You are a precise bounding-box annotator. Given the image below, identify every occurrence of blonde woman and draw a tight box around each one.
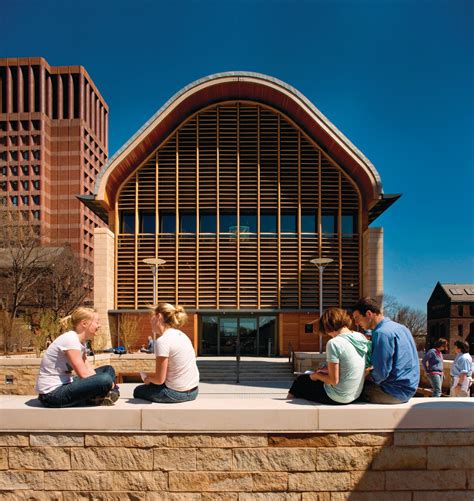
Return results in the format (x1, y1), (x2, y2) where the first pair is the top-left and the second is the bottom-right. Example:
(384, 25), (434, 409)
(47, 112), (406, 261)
(134, 303), (199, 403)
(35, 308), (119, 407)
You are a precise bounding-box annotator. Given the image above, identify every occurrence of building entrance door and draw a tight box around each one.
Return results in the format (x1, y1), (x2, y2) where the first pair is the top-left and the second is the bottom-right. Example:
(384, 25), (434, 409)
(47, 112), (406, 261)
(200, 315), (277, 356)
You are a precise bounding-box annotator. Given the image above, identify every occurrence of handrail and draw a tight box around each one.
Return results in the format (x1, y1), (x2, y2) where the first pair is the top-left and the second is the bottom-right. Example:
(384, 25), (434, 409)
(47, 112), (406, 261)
(288, 342), (295, 372)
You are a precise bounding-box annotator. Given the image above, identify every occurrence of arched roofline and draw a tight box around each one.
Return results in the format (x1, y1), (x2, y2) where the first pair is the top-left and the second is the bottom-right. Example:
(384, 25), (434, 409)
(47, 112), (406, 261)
(91, 72), (385, 214)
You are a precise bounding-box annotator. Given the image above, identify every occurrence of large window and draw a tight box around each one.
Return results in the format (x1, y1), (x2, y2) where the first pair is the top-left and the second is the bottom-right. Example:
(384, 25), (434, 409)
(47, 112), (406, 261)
(261, 211), (277, 233)
(200, 211), (216, 233)
(301, 211), (317, 234)
(281, 210), (297, 233)
(160, 212), (175, 233)
(180, 211), (196, 233)
(219, 211), (237, 233)
(240, 211), (257, 233)
(121, 213), (135, 233)
(140, 212), (155, 233)
(322, 213), (337, 234)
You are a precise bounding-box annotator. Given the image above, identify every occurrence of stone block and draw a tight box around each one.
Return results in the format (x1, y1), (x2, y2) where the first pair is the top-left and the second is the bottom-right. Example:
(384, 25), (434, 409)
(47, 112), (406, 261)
(239, 495), (301, 501)
(395, 431), (474, 446)
(71, 447), (153, 471)
(197, 448), (233, 470)
(233, 447), (317, 472)
(30, 433), (84, 447)
(0, 450), (6, 470)
(0, 471), (44, 490)
(337, 433), (392, 446)
(0, 434), (28, 446)
(252, 472), (288, 491)
(202, 494), (238, 501)
(44, 471), (113, 491)
(9, 447), (70, 470)
(168, 434), (212, 447)
(154, 448), (196, 471)
(62, 492), (146, 500)
(350, 471), (385, 491)
(385, 470), (466, 490)
(316, 447), (374, 471)
(372, 446), (426, 470)
(85, 433), (168, 447)
(211, 434), (268, 448)
(0, 490), (62, 500)
(427, 446), (473, 470)
(169, 472), (253, 492)
(112, 471), (167, 491)
(413, 493), (474, 501)
(269, 434), (337, 447)
(331, 493), (411, 501)
(288, 472), (350, 491)
(301, 494), (331, 501)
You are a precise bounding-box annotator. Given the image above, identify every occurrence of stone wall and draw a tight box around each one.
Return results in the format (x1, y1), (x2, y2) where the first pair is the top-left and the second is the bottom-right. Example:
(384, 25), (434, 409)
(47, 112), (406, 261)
(0, 430), (472, 499)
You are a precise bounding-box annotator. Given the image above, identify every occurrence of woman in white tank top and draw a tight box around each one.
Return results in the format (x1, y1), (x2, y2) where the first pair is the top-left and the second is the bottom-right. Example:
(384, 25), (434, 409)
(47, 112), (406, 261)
(134, 303), (199, 403)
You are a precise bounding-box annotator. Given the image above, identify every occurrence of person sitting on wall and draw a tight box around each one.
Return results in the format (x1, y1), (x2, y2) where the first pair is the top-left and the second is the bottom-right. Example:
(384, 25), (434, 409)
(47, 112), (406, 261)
(450, 340), (472, 397)
(35, 308), (119, 407)
(422, 338), (447, 397)
(287, 307), (371, 404)
(140, 336), (154, 353)
(352, 297), (419, 404)
(133, 303), (199, 403)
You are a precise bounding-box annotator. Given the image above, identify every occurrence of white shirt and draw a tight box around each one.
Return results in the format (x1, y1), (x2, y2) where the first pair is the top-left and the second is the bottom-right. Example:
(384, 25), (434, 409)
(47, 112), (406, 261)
(35, 331), (86, 394)
(155, 328), (199, 391)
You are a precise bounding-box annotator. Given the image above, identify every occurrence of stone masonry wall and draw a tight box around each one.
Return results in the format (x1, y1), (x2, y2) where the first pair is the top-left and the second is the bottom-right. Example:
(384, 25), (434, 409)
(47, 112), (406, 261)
(0, 431), (472, 499)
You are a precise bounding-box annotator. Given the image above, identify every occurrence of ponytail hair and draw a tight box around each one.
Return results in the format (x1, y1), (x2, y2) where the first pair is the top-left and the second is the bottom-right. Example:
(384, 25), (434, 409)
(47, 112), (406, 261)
(152, 303), (187, 329)
(59, 307), (96, 331)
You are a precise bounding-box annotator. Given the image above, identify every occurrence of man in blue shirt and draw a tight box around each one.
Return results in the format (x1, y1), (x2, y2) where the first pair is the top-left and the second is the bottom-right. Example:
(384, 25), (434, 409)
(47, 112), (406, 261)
(352, 297), (420, 403)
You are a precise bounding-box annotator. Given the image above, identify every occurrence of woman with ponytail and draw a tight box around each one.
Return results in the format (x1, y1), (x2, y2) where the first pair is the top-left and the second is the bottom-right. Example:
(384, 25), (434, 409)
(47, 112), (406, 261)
(35, 308), (119, 407)
(134, 303), (199, 403)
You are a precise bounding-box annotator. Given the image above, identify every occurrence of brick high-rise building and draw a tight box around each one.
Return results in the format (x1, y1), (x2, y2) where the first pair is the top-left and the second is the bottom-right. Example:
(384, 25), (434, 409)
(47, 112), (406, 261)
(0, 57), (108, 267)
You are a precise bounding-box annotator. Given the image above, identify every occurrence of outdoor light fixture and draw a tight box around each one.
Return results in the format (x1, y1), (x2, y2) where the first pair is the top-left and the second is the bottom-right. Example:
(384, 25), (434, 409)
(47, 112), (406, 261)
(310, 258), (334, 353)
(143, 258), (166, 345)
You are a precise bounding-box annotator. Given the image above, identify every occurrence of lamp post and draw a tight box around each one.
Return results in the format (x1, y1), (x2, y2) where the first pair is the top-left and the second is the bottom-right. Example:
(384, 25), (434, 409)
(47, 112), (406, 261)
(143, 258), (166, 345)
(310, 258), (334, 353)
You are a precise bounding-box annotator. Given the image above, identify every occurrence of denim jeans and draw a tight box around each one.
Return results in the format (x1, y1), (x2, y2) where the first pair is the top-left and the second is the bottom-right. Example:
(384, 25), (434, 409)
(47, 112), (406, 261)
(360, 380), (406, 404)
(39, 365), (116, 408)
(427, 373), (443, 397)
(134, 382), (198, 403)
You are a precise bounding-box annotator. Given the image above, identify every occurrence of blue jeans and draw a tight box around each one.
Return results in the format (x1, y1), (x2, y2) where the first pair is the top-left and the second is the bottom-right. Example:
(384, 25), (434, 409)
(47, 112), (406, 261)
(39, 365), (116, 408)
(427, 373), (443, 397)
(134, 382), (198, 403)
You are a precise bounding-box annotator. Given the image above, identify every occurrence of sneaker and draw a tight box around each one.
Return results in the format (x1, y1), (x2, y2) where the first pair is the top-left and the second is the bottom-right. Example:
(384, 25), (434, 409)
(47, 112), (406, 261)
(90, 388), (120, 406)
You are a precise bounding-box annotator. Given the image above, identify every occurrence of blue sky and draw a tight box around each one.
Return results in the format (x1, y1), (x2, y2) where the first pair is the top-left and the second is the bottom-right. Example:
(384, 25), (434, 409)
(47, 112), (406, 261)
(2, 0), (473, 311)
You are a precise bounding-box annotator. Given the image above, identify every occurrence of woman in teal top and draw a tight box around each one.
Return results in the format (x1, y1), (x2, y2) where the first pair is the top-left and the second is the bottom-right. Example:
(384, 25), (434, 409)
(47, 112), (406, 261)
(288, 308), (371, 404)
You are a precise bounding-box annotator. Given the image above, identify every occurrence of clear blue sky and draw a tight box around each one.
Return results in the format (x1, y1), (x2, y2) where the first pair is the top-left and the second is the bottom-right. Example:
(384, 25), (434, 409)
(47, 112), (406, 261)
(3, 0), (473, 311)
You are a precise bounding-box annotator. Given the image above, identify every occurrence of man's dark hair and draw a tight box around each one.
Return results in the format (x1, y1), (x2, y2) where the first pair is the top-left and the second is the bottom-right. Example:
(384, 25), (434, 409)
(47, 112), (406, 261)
(352, 297), (382, 315)
(454, 340), (469, 353)
(433, 338), (447, 349)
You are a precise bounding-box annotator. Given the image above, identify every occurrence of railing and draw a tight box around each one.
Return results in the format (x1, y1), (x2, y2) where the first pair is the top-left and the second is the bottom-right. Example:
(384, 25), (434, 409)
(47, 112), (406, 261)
(288, 342), (295, 373)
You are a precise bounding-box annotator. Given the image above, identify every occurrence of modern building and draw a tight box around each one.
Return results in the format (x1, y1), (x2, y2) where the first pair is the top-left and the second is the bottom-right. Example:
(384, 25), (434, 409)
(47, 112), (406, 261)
(427, 282), (474, 354)
(83, 72), (399, 354)
(0, 57), (108, 268)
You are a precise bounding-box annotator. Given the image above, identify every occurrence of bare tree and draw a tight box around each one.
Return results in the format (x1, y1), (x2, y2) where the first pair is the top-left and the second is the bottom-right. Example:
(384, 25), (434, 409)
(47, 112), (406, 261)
(383, 294), (427, 349)
(0, 206), (52, 354)
(119, 314), (140, 353)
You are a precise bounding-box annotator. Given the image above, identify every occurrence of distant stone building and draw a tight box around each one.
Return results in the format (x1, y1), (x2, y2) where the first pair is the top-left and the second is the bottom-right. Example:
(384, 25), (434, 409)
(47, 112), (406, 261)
(427, 282), (474, 354)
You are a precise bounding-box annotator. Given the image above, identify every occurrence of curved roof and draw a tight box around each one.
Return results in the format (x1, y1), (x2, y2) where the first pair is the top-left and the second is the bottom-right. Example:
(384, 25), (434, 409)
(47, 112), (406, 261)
(87, 72), (391, 218)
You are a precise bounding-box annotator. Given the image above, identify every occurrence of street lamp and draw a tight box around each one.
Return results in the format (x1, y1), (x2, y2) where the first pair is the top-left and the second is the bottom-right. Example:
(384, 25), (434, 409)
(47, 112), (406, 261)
(310, 257), (334, 353)
(143, 258), (166, 345)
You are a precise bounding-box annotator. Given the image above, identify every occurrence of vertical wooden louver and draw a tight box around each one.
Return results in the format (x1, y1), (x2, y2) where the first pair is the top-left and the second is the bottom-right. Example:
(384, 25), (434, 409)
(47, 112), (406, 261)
(116, 102), (361, 310)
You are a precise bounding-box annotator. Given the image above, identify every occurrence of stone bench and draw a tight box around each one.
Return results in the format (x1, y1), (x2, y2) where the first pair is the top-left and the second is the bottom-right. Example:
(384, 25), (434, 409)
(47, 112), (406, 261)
(1, 396), (473, 498)
(1, 395), (472, 433)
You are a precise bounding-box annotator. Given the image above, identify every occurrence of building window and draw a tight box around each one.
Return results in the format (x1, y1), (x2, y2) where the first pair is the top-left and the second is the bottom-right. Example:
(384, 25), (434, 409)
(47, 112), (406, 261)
(32, 165), (40, 175)
(261, 211), (277, 234)
(458, 324), (463, 337)
(281, 210), (297, 233)
(21, 180), (29, 190)
(21, 166), (29, 176)
(180, 212), (196, 233)
(32, 150), (40, 160)
(21, 195), (29, 206)
(0, 152), (6, 161)
(140, 212), (155, 234)
(322, 213), (337, 234)
(121, 213), (135, 234)
(219, 211), (237, 233)
(342, 214), (357, 234)
(200, 211), (216, 233)
(301, 211), (317, 234)
(10, 196), (18, 206)
(0, 167), (6, 176)
(160, 212), (175, 233)
(240, 211), (257, 233)
(10, 151), (18, 161)
(470, 305), (474, 316)
(22, 151), (29, 161)
(458, 305), (463, 316)
(32, 195), (40, 205)
(32, 210), (40, 220)
(10, 181), (18, 191)
(32, 180), (40, 190)
(10, 166), (18, 176)
(0, 181), (6, 191)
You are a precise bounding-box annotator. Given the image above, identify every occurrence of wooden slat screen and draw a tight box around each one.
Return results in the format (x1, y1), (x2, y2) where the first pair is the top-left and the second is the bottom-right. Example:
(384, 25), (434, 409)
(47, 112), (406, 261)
(116, 102), (361, 310)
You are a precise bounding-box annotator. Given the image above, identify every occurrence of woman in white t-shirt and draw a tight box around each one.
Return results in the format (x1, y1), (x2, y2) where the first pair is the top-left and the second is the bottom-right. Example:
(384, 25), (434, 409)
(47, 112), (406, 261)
(35, 307), (119, 407)
(134, 303), (199, 403)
